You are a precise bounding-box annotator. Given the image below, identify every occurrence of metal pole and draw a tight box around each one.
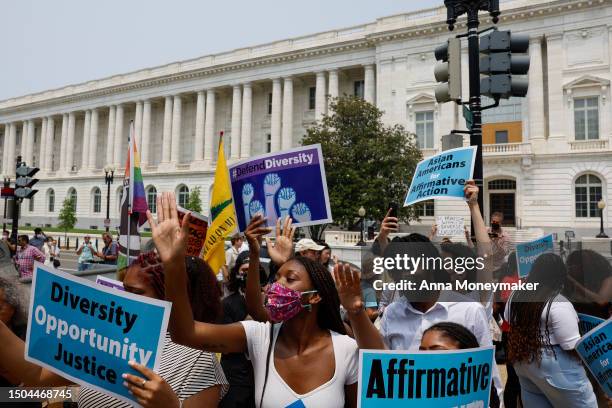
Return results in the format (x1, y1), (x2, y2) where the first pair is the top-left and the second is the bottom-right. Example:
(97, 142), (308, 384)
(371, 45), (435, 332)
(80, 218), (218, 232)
(105, 176), (111, 232)
(2, 178), (8, 232)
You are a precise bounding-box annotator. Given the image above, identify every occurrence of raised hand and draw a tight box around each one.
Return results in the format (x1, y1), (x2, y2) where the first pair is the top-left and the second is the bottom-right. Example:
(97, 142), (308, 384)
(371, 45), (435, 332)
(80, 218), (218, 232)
(242, 183), (254, 224)
(249, 200), (264, 218)
(245, 215), (272, 254)
(123, 361), (179, 408)
(464, 180), (479, 206)
(263, 173), (281, 225)
(146, 192), (189, 264)
(378, 208), (399, 243)
(333, 263), (364, 315)
(265, 216), (295, 266)
(277, 187), (297, 220)
(291, 202), (312, 223)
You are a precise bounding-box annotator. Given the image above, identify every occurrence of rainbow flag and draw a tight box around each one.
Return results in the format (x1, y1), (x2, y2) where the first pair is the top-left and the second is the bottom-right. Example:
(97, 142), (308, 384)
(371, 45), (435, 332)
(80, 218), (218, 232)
(118, 121), (148, 270)
(202, 132), (237, 273)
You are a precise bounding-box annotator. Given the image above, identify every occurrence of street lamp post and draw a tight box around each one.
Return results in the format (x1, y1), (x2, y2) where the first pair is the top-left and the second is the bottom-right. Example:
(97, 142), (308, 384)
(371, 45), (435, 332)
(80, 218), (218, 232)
(596, 199), (608, 238)
(2, 176), (9, 233)
(356, 206), (366, 246)
(104, 166), (115, 232)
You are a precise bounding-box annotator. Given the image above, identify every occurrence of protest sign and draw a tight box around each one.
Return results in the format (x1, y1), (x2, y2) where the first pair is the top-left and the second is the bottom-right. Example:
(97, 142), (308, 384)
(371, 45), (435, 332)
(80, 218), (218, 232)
(575, 318), (612, 397)
(228, 144), (332, 231)
(358, 346), (494, 408)
(95, 275), (124, 291)
(177, 206), (209, 257)
(404, 146), (476, 207)
(436, 216), (465, 237)
(515, 234), (554, 278)
(26, 262), (170, 406)
(578, 313), (605, 336)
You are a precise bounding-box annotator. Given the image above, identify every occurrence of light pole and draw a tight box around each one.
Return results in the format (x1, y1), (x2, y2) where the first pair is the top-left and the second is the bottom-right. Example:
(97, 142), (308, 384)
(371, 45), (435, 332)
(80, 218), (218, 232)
(104, 165), (115, 232)
(2, 176), (10, 233)
(596, 199), (608, 238)
(356, 206), (366, 246)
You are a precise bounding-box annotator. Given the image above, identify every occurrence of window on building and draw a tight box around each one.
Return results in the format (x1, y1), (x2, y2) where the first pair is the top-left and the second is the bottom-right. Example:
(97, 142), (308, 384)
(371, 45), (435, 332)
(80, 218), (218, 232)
(178, 185), (189, 208)
(495, 130), (509, 144)
(117, 189), (123, 213)
(147, 186), (157, 214)
(67, 188), (77, 211)
(414, 200), (435, 217)
(47, 189), (55, 212)
(415, 111), (434, 149)
(308, 87), (316, 110)
(265, 134), (272, 153)
(488, 179), (516, 190)
(92, 188), (101, 213)
(481, 97), (522, 123)
(354, 80), (364, 99)
(574, 97), (599, 140)
(29, 197), (34, 212)
(268, 93), (273, 115)
(575, 174), (602, 218)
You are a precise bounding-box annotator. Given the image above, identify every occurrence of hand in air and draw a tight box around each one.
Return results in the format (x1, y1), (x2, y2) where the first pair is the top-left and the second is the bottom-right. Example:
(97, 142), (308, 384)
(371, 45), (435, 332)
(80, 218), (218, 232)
(146, 192), (189, 264)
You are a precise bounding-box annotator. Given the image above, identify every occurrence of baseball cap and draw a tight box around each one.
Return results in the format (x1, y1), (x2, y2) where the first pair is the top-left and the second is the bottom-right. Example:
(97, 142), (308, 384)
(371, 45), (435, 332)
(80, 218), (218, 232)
(295, 239), (325, 253)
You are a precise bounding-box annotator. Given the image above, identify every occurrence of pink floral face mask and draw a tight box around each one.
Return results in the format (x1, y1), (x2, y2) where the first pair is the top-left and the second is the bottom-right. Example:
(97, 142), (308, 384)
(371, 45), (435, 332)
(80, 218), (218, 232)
(264, 282), (318, 323)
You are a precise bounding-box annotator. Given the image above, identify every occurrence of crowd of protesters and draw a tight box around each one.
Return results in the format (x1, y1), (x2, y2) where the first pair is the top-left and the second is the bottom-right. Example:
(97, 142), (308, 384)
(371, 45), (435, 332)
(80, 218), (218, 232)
(0, 181), (610, 407)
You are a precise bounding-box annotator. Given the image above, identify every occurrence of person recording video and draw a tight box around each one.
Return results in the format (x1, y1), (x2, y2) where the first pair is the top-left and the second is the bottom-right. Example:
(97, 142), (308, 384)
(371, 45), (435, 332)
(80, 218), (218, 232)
(488, 212), (509, 270)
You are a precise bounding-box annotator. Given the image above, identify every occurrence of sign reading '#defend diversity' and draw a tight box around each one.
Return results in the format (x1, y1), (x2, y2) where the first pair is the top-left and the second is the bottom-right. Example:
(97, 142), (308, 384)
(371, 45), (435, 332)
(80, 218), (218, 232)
(26, 263), (171, 406)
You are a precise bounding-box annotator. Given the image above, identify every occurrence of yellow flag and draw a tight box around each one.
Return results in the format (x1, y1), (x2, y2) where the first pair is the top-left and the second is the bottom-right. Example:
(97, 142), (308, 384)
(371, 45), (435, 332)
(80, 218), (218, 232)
(202, 136), (237, 273)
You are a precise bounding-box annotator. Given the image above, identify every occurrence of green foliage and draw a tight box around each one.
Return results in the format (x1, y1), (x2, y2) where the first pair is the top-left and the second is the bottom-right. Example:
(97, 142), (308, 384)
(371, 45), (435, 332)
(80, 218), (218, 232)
(57, 198), (77, 234)
(302, 96), (422, 231)
(186, 186), (203, 214)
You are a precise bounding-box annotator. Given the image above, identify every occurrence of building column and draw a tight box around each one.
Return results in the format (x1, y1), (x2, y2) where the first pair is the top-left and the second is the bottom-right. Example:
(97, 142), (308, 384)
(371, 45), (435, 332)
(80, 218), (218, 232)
(315, 72), (326, 121)
(204, 89), (216, 162)
(20, 121), (28, 163)
(45, 117), (54, 172)
(88, 109), (99, 169)
(240, 83), (253, 159)
(113, 104), (124, 167)
(25, 120), (35, 165)
(364, 64), (376, 104)
(193, 91), (206, 162)
(141, 100), (152, 166)
(230, 85), (242, 159)
(161, 96), (173, 164)
(66, 112), (76, 171)
(81, 110), (91, 170)
(528, 36), (545, 141)
(282, 77), (293, 150)
(271, 78), (282, 152)
(105, 106), (115, 166)
(134, 101), (143, 153)
(328, 69), (339, 100)
(59, 114), (68, 171)
(3, 124), (11, 174)
(8, 123), (16, 172)
(546, 34), (564, 139)
(170, 95), (182, 164)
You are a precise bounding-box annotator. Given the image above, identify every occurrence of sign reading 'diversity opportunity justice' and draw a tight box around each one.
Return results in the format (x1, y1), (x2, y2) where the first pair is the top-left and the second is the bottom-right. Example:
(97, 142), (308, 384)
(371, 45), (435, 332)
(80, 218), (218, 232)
(576, 318), (612, 397)
(26, 263), (171, 406)
(404, 146), (477, 207)
(228, 144), (332, 232)
(578, 313), (605, 336)
(515, 234), (554, 278)
(358, 346), (494, 408)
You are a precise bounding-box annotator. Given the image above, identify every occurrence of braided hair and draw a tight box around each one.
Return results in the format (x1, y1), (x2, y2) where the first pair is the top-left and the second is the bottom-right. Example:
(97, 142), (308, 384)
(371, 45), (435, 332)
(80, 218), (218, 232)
(507, 253), (567, 364)
(185, 257), (222, 323)
(424, 322), (480, 349)
(290, 255), (346, 335)
(128, 251), (165, 299)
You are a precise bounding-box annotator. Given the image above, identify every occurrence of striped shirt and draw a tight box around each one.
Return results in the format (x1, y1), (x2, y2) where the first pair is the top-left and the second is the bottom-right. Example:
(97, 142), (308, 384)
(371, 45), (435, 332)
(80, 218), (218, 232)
(78, 333), (228, 408)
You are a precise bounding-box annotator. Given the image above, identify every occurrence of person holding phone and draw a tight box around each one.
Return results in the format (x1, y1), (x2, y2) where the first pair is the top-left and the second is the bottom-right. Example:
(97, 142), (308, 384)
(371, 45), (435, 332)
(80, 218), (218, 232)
(487, 212), (509, 270)
(76, 235), (96, 271)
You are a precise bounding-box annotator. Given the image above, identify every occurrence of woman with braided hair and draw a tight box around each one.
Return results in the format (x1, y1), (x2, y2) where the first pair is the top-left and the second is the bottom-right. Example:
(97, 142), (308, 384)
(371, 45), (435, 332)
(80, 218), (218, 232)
(149, 192), (362, 408)
(504, 252), (597, 407)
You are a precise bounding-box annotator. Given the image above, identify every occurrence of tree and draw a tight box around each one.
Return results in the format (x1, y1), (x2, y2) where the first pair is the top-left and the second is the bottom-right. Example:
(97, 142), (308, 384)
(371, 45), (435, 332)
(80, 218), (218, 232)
(301, 96), (422, 240)
(186, 186), (203, 214)
(57, 198), (77, 240)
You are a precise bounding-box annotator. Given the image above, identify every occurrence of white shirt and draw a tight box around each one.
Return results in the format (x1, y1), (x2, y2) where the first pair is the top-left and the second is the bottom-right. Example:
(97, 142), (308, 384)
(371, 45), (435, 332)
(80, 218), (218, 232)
(241, 320), (359, 408)
(504, 293), (580, 350)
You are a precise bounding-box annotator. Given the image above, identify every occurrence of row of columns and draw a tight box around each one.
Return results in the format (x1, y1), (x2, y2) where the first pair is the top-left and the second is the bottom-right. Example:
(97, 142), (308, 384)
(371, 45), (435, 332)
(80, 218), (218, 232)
(1, 64), (376, 175)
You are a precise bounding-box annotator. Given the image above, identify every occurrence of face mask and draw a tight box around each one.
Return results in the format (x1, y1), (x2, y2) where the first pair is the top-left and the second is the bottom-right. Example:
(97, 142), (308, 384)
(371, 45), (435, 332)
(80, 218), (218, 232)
(264, 282), (317, 323)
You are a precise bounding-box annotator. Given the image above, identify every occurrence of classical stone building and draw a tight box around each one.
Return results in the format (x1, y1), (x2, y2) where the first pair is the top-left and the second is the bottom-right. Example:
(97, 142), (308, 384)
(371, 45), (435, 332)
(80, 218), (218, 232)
(1, 0), (611, 238)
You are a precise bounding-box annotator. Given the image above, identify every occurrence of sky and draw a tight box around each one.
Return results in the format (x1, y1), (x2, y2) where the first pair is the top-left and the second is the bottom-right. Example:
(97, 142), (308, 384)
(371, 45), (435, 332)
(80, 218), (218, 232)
(0, 0), (440, 100)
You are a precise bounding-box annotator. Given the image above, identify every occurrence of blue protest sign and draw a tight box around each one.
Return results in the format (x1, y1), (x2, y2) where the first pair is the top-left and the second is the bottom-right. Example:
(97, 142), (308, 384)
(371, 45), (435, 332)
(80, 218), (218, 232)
(515, 234), (554, 278)
(228, 144), (332, 231)
(26, 263), (170, 406)
(578, 313), (605, 336)
(358, 346), (494, 408)
(575, 318), (612, 398)
(404, 146), (476, 206)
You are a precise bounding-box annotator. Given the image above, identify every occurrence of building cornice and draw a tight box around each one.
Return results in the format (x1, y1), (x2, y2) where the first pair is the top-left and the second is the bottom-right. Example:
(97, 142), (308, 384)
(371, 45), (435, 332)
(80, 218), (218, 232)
(0, 0), (608, 115)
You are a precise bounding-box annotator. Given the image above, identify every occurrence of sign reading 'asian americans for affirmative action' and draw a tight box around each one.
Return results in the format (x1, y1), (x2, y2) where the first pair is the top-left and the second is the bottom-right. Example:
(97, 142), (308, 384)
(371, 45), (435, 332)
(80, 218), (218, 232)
(25, 263), (171, 406)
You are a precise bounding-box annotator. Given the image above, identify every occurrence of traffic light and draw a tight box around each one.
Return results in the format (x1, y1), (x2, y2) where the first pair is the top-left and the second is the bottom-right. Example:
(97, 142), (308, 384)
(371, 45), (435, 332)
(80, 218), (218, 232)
(434, 37), (462, 103)
(15, 164), (39, 199)
(480, 30), (530, 99)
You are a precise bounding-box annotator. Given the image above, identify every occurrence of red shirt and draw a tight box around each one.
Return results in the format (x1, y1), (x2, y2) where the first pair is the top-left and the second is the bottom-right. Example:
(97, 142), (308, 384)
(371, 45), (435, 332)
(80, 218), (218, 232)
(15, 244), (45, 278)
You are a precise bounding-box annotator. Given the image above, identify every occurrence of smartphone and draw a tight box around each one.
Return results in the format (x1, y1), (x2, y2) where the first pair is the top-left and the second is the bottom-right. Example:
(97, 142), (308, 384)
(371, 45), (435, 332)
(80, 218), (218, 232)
(388, 202), (399, 218)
